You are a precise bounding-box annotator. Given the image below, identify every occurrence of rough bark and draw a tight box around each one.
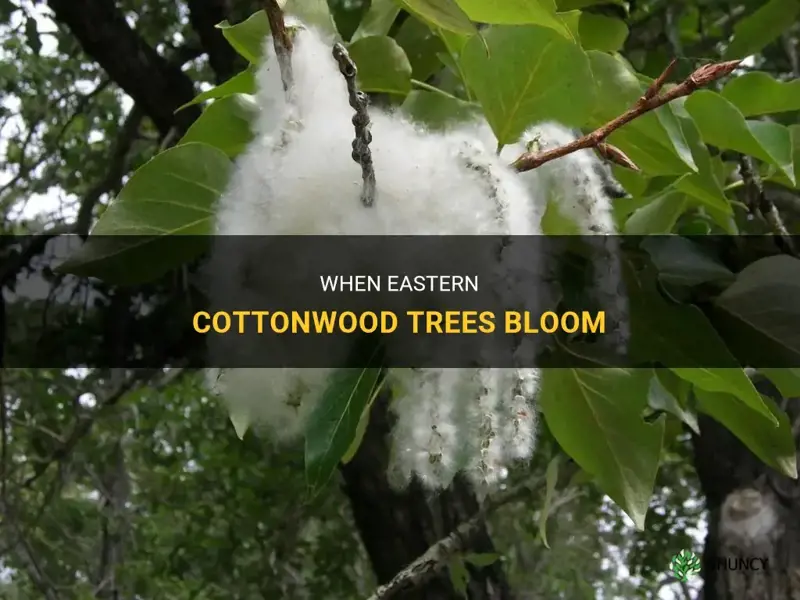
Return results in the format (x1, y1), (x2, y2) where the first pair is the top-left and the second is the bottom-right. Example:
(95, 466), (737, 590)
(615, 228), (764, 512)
(692, 379), (800, 600)
(186, 0), (244, 82)
(340, 392), (512, 600)
(46, 0), (200, 136)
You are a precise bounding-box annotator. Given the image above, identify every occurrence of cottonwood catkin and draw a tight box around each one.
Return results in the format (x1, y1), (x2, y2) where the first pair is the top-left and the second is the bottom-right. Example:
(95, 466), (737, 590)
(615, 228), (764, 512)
(207, 22), (627, 491)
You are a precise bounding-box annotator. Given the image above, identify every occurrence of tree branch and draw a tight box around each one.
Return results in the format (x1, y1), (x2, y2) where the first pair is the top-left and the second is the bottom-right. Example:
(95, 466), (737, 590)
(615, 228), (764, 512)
(186, 0), (242, 82)
(738, 154), (796, 255)
(264, 0), (294, 93)
(511, 58), (742, 173)
(46, 0), (200, 136)
(75, 104), (145, 236)
(364, 476), (543, 600)
(20, 368), (162, 489)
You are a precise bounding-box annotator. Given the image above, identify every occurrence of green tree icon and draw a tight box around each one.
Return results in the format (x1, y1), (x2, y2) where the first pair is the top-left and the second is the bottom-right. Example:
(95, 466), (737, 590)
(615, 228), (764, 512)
(671, 549), (702, 582)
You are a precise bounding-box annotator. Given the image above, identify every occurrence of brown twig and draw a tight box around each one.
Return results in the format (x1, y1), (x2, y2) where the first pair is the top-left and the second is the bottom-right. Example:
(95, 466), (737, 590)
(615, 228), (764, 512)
(511, 59), (742, 173)
(263, 0), (294, 93)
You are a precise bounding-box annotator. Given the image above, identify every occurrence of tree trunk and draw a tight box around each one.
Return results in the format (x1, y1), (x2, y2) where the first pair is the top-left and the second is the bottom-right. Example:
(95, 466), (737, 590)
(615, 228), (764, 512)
(692, 379), (800, 600)
(340, 392), (512, 600)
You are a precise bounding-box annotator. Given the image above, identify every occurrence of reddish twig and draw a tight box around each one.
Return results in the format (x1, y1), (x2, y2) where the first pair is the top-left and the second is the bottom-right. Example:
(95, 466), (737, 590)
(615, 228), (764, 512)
(511, 59), (742, 173)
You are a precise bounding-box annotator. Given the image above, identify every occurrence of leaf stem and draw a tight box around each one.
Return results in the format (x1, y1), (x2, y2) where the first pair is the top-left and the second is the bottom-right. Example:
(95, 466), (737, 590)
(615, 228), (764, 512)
(410, 79), (469, 103)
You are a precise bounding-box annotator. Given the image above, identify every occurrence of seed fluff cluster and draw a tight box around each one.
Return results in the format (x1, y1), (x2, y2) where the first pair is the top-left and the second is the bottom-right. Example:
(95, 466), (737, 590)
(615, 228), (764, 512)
(206, 23), (628, 492)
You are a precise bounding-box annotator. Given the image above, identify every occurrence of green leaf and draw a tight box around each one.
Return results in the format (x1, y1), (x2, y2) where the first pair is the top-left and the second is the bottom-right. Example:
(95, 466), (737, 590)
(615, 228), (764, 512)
(695, 388), (796, 478)
(539, 368), (664, 529)
(394, 0), (478, 35)
(57, 143), (231, 283)
(229, 410), (250, 440)
(587, 52), (695, 175)
(24, 16), (40, 54)
(640, 236), (734, 287)
(217, 11), (270, 63)
(448, 556), (469, 596)
(460, 25), (593, 145)
(723, 0), (800, 59)
(395, 16), (448, 82)
(670, 368), (774, 423)
(352, 0), (400, 40)
(454, 0), (571, 36)
(578, 13), (628, 52)
(463, 552), (501, 567)
(401, 90), (480, 128)
(217, 1), (338, 64)
(347, 36), (413, 94)
(285, 0), (339, 37)
(557, 9), (582, 40)
(624, 187), (688, 234)
(557, 0), (626, 9)
(672, 114), (735, 230)
(721, 72), (800, 116)
(341, 377), (385, 464)
(177, 68), (257, 111)
(651, 370), (699, 434)
(684, 91), (795, 185)
(760, 368), (800, 397)
(305, 367), (383, 496)
(537, 454), (560, 548)
(712, 255), (800, 368)
(179, 95), (257, 158)
(626, 269), (769, 414)
(541, 199), (583, 234)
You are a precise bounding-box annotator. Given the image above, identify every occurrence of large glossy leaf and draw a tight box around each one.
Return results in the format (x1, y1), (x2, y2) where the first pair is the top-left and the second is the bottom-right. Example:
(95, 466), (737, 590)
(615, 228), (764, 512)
(640, 236), (734, 287)
(670, 368), (773, 423)
(460, 25), (593, 145)
(684, 91), (795, 185)
(623, 187), (688, 234)
(217, 11), (270, 63)
(217, 0), (337, 64)
(712, 255), (800, 367)
(178, 68), (257, 111)
(721, 72), (800, 116)
(394, 0), (477, 35)
(394, 16), (448, 82)
(587, 52), (696, 175)
(305, 367), (383, 497)
(672, 114), (734, 231)
(695, 388), (796, 478)
(179, 95), (258, 158)
(723, 0), (800, 59)
(651, 370), (699, 434)
(348, 36), (413, 95)
(401, 90), (481, 128)
(351, 0), (400, 40)
(57, 143), (231, 283)
(627, 268), (775, 422)
(539, 368), (664, 529)
(578, 13), (628, 52)
(454, 0), (570, 36)
(760, 368), (800, 397)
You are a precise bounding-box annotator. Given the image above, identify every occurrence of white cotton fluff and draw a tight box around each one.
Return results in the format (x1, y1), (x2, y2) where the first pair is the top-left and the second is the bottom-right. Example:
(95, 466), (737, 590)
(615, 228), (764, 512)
(501, 124), (630, 351)
(206, 22), (624, 490)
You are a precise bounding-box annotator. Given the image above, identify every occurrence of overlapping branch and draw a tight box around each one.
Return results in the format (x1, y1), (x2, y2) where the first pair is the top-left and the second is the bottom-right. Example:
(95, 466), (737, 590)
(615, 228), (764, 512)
(363, 487), (523, 599)
(511, 58), (742, 172)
